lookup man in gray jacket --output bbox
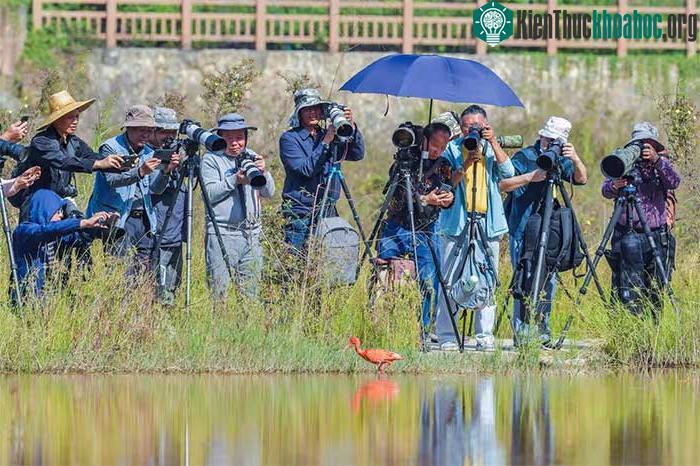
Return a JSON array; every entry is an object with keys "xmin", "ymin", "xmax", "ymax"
[{"xmin": 201, "ymin": 113, "xmax": 275, "ymax": 299}]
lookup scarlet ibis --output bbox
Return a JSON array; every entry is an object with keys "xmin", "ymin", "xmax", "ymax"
[{"xmin": 346, "ymin": 336, "xmax": 403, "ymax": 374}]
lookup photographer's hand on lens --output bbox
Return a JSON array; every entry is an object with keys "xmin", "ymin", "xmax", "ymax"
[
  {"xmin": 480, "ymin": 124, "xmax": 495, "ymax": 145},
  {"xmin": 1, "ymin": 120, "xmax": 28, "ymax": 143},
  {"xmin": 236, "ymin": 169, "xmax": 249, "ymax": 185},
  {"xmin": 322, "ymin": 125, "xmax": 336, "ymax": 145},
  {"xmin": 93, "ymin": 155, "xmax": 124, "ymax": 171},
  {"xmin": 164, "ymin": 152, "xmax": 181, "ymax": 174},
  {"xmin": 530, "ymin": 169, "xmax": 548, "ymax": 183},
  {"xmin": 612, "ymin": 178, "xmax": 629, "ymax": 192},
  {"xmin": 561, "ymin": 142, "xmax": 580, "ymax": 161},
  {"xmin": 641, "ymin": 143, "xmax": 659, "ymax": 163},
  {"xmin": 343, "ymin": 107, "xmax": 354, "ymax": 125},
  {"xmin": 138, "ymin": 158, "xmax": 161, "ymax": 177},
  {"xmin": 253, "ymin": 154, "xmax": 266, "ymax": 172}
]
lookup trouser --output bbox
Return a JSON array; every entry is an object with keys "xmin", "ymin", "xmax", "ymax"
[
  {"xmin": 510, "ymin": 235, "xmax": 556, "ymax": 340},
  {"xmin": 156, "ymin": 245, "xmax": 183, "ymax": 305},
  {"xmin": 104, "ymin": 210, "xmax": 154, "ymax": 276},
  {"xmin": 377, "ymin": 220, "xmax": 437, "ymax": 328},
  {"xmin": 282, "ymin": 206, "xmax": 338, "ymax": 253},
  {"xmin": 205, "ymin": 229, "xmax": 263, "ymax": 300},
  {"xmin": 435, "ymin": 223, "xmax": 500, "ymax": 346},
  {"xmin": 608, "ymin": 227, "xmax": 676, "ymax": 320}
]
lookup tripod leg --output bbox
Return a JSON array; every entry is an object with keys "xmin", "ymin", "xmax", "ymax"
[
  {"xmin": 426, "ymin": 232, "xmax": 463, "ymax": 352},
  {"xmin": 185, "ymin": 167, "xmax": 194, "ymax": 307},
  {"xmin": 153, "ymin": 172, "xmax": 187, "ymax": 299},
  {"xmin": 577, "ymin": 196, "xmax": 625, "ymax": 300},
  {"xmin": 360, "ymin": 176, "xmax": 399, "ymax": 266},
  {"xmin": 529, "ymin": 177, "xmax": 555, "ymax": 322},
  {"xmin": 195, "ymin": 166, "xmax": 236, "ymax": 282},
  {"xmin": 0, "ymin": 188, "xmax": 22, "ymax": 307},
  {"xmin": 474, "ymin": 220, "xmax": 500, "ymax": 288},
  {"xmin": 632, "ymin": 199, "xmax": 679, "ymax": 314},
  {"xmin": 556, "ymin": 180, "xmax": 606, "ymax": 299},
  {"xmin": 338, "ymin": 175, "xmax": 371, "ymax": 250}
]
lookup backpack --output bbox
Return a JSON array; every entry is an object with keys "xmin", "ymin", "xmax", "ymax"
[
  {"xmin": 314, "ymin": 216, "xmax": 359, "ymax": 285},
  {"xmin": 450, "ymin": 239, "xmax": 498, "ymax": 310},
  {"xmin": 511, "ymin": 202, "xmax": 584, "ymax": 300}
]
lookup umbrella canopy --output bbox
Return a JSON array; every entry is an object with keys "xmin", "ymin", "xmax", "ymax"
[{"xmin": 340, "ymin": 54, "xmax": 524, "ymax": 108}]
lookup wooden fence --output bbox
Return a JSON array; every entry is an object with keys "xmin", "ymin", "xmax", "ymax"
[{"xmin": 31, "ymin": 0, "xmax": 698, "ymax": 56}]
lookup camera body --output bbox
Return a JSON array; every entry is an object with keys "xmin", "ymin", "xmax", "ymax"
[
  {"xmin": 391, "ymin": 122, "xmax": 426, "ymax": 167},
  {"xmin": 239, "ymin": 150, "xmax": 267, "ymax": 188},
  {"xmin": 121, "ymin": 154, "xmax": 139, "ymax": 170},
  {"xmin": 536, "ymin": 139, "xmax": 564, "ymax": 171},
  {"xmin": 324, "ymin": 103, "xmax": 354, "ymax": 141}
]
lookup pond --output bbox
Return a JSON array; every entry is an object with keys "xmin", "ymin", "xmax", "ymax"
[{"xmin": 0, "ymin": 372, "xmax": 698, "ymax": 465}]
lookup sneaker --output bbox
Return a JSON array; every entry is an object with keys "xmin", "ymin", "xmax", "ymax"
[
  {"xmin": 440, "ymin": 341, "xmax": 460, "ymax": 352},
  {"xmin": 476, "ymin": 341, "xmax": 496, "ymax": 352}
]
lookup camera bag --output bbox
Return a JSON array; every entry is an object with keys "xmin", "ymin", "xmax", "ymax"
[{"xmin": 314, "ymin": 216, "xmax": 360, "ymax": 285}]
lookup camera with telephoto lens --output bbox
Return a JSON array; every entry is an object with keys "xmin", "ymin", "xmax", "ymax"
[
  {"xmin": 324, "ymin": 103, "xmax": 354, "ymax": 141},
  {"xmin": 462, "ymin": 125, "xmax": 524, "ymax": 151},
  {"xmin": 179, "ymin": 119, "xmax": 226, "ymax": 153},
  {"xmin": 536, "ymin": 139, "xmax": 564, "ymax": 171},
  {"xmin": 239, "ymin": 150, "xmax": 267, "ymax": 188},
  {"xmin": 391, "ymin": 122, "xmax": 425, "ymax": 165},
  {"xmin": 600, "ymin": 141, "xmax": 644, "ymax": 179}
]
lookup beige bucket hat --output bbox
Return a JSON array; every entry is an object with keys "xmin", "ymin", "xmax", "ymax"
[{"xmin": 37, "ymin": 90, "xmax": 96, "ymax": 131}]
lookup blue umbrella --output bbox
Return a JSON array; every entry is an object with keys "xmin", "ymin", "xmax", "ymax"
[{"xmin": 340, "ymin": 54, "xmax": 524, "ymax": 112}]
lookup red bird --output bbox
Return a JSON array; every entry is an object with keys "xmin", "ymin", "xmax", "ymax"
[{"xmin": 346, "ymin": 336, "xmax": 403, "ymax": 374}]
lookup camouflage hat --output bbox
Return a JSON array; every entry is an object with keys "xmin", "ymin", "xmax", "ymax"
[
  {"xmin": 289, "ymin": 88, "xmax": 328, "ymax": 128},
  {"xmin": 432, "ymin": 111, "xmax": 461, "ymax": 140},
  {"xmin": 154, "ymin": 106, "xmax": 179, "ymax": 130},
  {"xmin": 627, "ymin": 121, "xmax": 665, "ymax": 151}
]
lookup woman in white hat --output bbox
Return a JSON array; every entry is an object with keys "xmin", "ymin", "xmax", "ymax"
[{"xmin": 9, "ymin": 90, "xmax": 124, "ymax": 217}]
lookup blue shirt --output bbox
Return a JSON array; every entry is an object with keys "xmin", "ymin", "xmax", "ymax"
[
  {"xmin": 279, "ymin": 126, "xmax": 365, "ymax": 216},
  {"xmin": 0, "ymin": 139, "xmax": 24, "ymax": 161},
  {"xmin": 438, "ymin": 137, "xmax": 514, "ymax": 239},
  {"xmin": 504, "ymin": 141, "xmax": 582, "ymax": 243}
]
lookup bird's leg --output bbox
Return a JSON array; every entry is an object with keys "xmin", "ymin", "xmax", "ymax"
[{"xmin": 377, "ymin": 363, "xmax": 385, "ymax": 374}]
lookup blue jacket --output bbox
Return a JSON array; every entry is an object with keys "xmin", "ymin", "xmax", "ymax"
[
  {"xmin": 0, "ymin": 139, "xmax": 24, "ymax": 161},
  {"xmin": 279, "ymin": 126, "xmax": 365, "ymax": 217},
  {"xmin": 504, "ymin": 141, "xmax": 582, "ymax": 243},
  {"xmin": 152, "ymin": 169, "xmax": 187, "ymax": 247},
  {"xmin": 438, "ymin": 137, "xmax": 514, "ymax": 239},
  {"xmin": 12, "ymin": 189, "xmax": 86, "ymax": 300},
  {"xmin": 86, "ymin": 133, "xmax": 170, "ymax": 233}
]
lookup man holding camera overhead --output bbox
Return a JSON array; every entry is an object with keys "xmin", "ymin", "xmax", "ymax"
[
  {"xmin": 601, "ymin": 122, "xmax": 680, "ymax": 319},
  {"xmin": 500, "ymin": 116, "xmax": 587, "ymax": 344},
  {"xmin": 279, "ymin": 88, "xmax": 365, "ymax": 252},
  {"xmin": 86, "ymin": 105, "xmax": 180, "ymax": 274},
  {"xmin": 201, "ymin": 113, "xmax": 275, "ymax": 300},
  {"xmin": 434, "ymin": 105, "xmax": 515, "ymax": 352}
]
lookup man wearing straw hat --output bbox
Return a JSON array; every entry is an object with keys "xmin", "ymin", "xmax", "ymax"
[
  {"xmin": 9, "ymin": 90, "xmax": 124, "ymax": 216},
  {"xmin": 86, "ymin": 105, "xmax": 180, "ymax": 275}
]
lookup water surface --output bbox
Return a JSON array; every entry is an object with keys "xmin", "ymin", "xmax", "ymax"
[{"xmin": 0, "ymin": 372, "xmax": 698, "ymax": 465}]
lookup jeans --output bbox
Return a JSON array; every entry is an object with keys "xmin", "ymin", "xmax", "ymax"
[
  {"xmin": 284, "ymin": 215, "xmax": 312, "ymax": 252},
  {"xmin": 435, "ymin": 222, "xmax": 500, "ymax": 346},
  {"xmin": 510, "ymin": 235, "xmax": 556, "ymax": 340},
  {"xmin": 156, "ymin": 245, "xmax": 183, "ymax": 305},
  {"xmin": 377, "ymin": 220, "xmax": 438, "ymax": 328}
]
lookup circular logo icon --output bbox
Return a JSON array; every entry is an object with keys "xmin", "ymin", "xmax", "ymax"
[{"xmin": 473, "ymin": 1, "xmax": 514, "ymax": 46}]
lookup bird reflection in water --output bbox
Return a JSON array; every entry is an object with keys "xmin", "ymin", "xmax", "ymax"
[{"xmin": 351, "ymin": 378, "xmax": 401, "ymax": 413}]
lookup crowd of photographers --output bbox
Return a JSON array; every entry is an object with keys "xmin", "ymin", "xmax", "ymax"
[{"xmin": 0, "ymin": 87, "xmax": 680, "ymax": 349}]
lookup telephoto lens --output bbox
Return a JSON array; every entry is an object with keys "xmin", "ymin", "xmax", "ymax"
[
  {"xmin": 536, "ymin": 140, "xmax": 563, "ymax": 171},
  {"xmin": 462, "ymin": 126, "xmax": 482, "ymax": 151},
  {"xmin": 326, "ymin": 104, "xmax": 354, "ymax": 140},
  {"xmin": 180, "ymin": 120, "xmax": 226, "ymax": 153},
  {"xmin": 392, "ymin": 123, "xmax": 420, "ymax": 149},
  {"xmin": 497, "ymin": 135, "xmax": 523, "ymax": 149},
  {"xmin": 240, "ymin": 153, "xmax": 267, "ymax": 188},
  {"xmin": 600, "ymin": 142, "xmax": 643, "ymax": 179}
]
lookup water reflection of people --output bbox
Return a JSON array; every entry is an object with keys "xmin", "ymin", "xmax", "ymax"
[
  {"xmin": 510, "ymin": 380, "xmax": 554, "ymax": 466},
  {"xmin": 419, "ymin": 380, "xmax": 506, "ymax": 466}
]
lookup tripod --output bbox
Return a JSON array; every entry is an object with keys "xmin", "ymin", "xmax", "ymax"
[
  {"xmin": 312, "ymin": 139, "xmax": 371, "ymax": 256},
  {"xmin": 0, "ymin": 156, "xmax": 22, "ymax": 307},
  {"xmin": 363, "ymin": 157, "xmax": 464, "ymax": 352},
  {"xmin": 577, "ymin": 176, "xmax": 679, "ymax": 318},
  {"xmin": 153, "ymin": 140, "xmax": 236, "ymax": 307},
  {"xmin": 521, "ymin": 167, "xmax": 605, "ymax": 348}
]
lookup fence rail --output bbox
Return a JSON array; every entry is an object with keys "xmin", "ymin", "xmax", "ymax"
[{"xmin": 31, "ymin": 0, "xmax": 698, "ymax": 56}]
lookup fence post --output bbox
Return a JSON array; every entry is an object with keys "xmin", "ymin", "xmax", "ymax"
[
  {"xmin": 328, "ymin": 0, "xmax": 339, "ymax": 52},
  {"xmin": 32, "ymin": 0, "xmax": 42, "ymax": 30},
  {"xmin": 475, "ymin": 0, "xmax": 486, "ymax": 55},
  {"xmin": 546, "ymin": 0, "xmax": 557, "ymax": 55},
  {"xmin": 616, "ymin": 0, "xmax": 627, "ymax": 57},
  {"xmin": 255, "ymin": 0, "xmax": 266, "ymax": 51},
  {"xmin": 106, "ymin": 0, "xmax": 116, "ymax": 48},
  {"xmin": 181, "ymin": 0, "xmax": 192, "ymax": 49},
  {"xmin": 402, "ymin": 0, "xmax": 413, "ymax": 53},
  {"xmin": 687, "ymin": 0, "xmax": 696, "ymax": 56}
]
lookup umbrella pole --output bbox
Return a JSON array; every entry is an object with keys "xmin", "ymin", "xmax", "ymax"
[{"xmin": 428, "ymin": 99, "xmax": 434, "ymax": 122}]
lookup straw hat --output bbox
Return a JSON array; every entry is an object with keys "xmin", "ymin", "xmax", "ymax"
[{"xmin": 38, "ymin": 90, "xmax": 95, "ymax": 131}]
